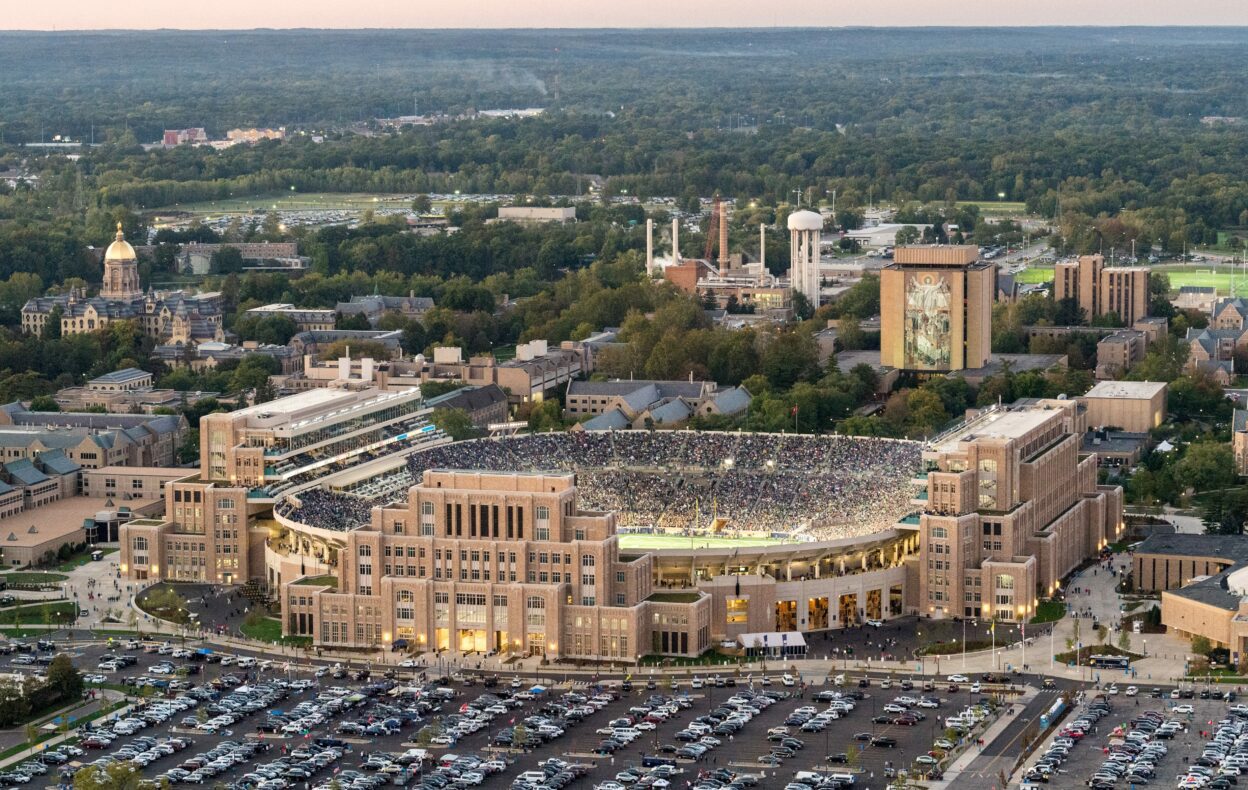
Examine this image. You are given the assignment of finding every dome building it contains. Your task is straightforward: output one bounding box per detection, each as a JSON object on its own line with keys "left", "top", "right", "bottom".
{"left": 20, "top": 224, "right": 225, "bottom": 343}
{"left": 102, "top": 222, "right": 143, "bottom": 300}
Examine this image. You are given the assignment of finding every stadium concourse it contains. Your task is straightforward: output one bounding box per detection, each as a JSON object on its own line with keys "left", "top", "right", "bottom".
{"left": 278, "top": 431, "right": 922, "bottom": 538}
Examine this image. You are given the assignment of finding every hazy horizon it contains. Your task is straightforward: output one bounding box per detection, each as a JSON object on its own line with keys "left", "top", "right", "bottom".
{"left": 7, "top": 0, "right": 1248, "bottom": 31}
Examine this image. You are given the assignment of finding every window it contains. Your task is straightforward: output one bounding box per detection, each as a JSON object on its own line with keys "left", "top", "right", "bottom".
{"left": 536, "top": 527, "right": 550, "bottom": 541}
{"left": 575, "top": 529, "right": 586, "bottom": 541}
{"left": 132, "top": 537, "right": 148, "bottom": 551}
{"left": 581, "top": 555, "right": 595, "bottom": 567}
{"left": 930, "top": 527, "right": 947, "bottom": 539}
{"left": 536, "top": 505, "right": 550, "bottom": 522}
{"left": 358, "top": 545, "right": 372, "bottom": 558}
{"left": 358, "top": 563, "right": 372, "bottom": 577}
{"left": 616, "top": 571, "right": 626, "bottom": 584}
{"left": 995, "top": 574, "right": 1014, "bottom": 590}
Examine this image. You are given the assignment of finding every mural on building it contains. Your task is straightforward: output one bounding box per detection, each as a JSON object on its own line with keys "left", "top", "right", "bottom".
{"left": 904, "top": 273, "right": 952, "bottom": 370}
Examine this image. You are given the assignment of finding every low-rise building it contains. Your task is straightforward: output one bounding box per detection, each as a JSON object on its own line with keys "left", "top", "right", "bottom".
{"left": 1174, "top": 286, "right": 1218, "bottom": 313}
{"left": 334, "top": 294, "right": 435, "bottom": 327}
{"left": 0, "top": 405, "right": 186, "bottom": 468}
{"left": 566, "top": 379, "right": 751, "bottom": 430}
{"left": 1078, "top": 380, "right": 1168, "bottom": 433}
{"left": 82, "top": 467, "right": 188, "bottom": 501}
{"left": 493, "top": 206, "right": 576, "bottom": 224}
{"left": 1095, "top": 330, "right": 1148, "bottom": 380}
{"left": 245, "top": 304, "right": 336, "bottom": 332}
{"left": 1234, "top": 409, "right": 1248, "bottom": 476}
{"left": 424, "top": 386, "right": 510, "bottom": 429}
{"left": 419, "top": 342, "right": 588, "bottom": 406}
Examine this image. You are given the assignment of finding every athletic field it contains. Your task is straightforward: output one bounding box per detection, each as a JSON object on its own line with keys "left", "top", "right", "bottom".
{"left": 618, "top": 534, "right": 787, "bottom": 550}
{"left": 1014, "top": 263, "right": 1248, "bottom": 295}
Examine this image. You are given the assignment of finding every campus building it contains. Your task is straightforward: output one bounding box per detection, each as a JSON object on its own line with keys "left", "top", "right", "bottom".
{"left": 21, "top": 225, "right": 224, "bottom": 344}
{"left": 1139, "top": 534, "right": 1248, "bottom": 658}
{"left": 879, "top": 245, "right": 994, "bottom": 373}
{"left": 1053, "top": 254, "right": 1150, "bottom": 326}
{"left": 916, "top": 398, "right": 1124, "bottom": 620}
{"left": 279, "top": 469, "right": 709, "bottom": 658}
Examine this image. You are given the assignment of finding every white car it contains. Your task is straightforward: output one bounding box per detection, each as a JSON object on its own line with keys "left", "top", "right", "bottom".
{"left": 865, "top": 619, "right": 884, "bottom": 628}
{"left": 948, "top": 674, "right": 969, "bottom": 683}
{"left": 970, "top": 683, "right": 981, "bottom": 693}
{"left": 1174, "top": 704, "right": 1195, "bottom": 714}
{"left": 398, "top": 659, "right": 419, "bottom": 668}
{"left": 781, "top": 674, "right": 796, "bottom": 687}
{"left": 1124, "top": 686, "right": 1138, "bottom": 696}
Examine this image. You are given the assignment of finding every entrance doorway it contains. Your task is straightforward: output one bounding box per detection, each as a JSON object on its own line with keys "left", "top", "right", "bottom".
{"left": 458, "top": 629, "right": 486, "bottom": 653}
{"left": 807, "top": 597, "right": 829, "bottom": 630}
{"left": 865, "top": 589, "right": 882, "bottom": 620}
{"left": 775, "top": 600, "right": 797, "bottom": 631}
{"left": 838, "top": 593, "right": 859, "bottom": 627}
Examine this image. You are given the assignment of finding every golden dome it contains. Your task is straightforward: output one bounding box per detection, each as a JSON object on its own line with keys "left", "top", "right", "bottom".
{"left": 104, "top": 222, "right": 136, "bottom": 262}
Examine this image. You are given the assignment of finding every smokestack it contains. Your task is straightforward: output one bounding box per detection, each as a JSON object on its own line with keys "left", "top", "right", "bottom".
{"left": 759, "top": 223, "right": 766, "bottom": 270}
{"left": 645, "top": 218, "right": 654, "bottom": 276}
{"left": 671, "top": 218, "right": 680, "bottom": 263}
{"left": 718, "top": 198, "right": 729, "bottom": 269}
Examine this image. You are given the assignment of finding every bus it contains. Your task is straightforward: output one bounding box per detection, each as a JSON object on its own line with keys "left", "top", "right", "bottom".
{"left": 1089, "top": 654, "right": 1130, "bottom": 669}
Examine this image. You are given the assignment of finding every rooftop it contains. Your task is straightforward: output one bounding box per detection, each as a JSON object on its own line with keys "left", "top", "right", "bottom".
{"left": 89, "top": 368, "right": 150, "bottom": 385}
{"left": 934, "top": 407, "right": 1056, "bottom": 453}
{"left": 1082, "top": 381, "right": 1168, "bottom": 400}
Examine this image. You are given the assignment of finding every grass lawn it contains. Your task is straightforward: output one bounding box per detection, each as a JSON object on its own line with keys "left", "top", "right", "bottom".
{"left": 241, "top": 616, "right": 311, "bottom": 647}
{"left": 55, "top": 548, "right": 117, "bottom": 572}
{"left": 919, "top": 640, "right": 993, "bottom": 656}
{"left": 619, "top": 534, "right": 786, "bottom": 550}
{"left": 294, "top": 575, "right": 337, "bottom": 587}
{"left": 1015, "top": 265, "right": 1055, "bottom": 284}
{"left": 0, "top": 572, "right": 68, "bottom": 587}
{"left": 0, "top": 601, "right": 78, "bottom": 626}
{"left": 1030, "top": 600, "right": 1066, "bottom": 624}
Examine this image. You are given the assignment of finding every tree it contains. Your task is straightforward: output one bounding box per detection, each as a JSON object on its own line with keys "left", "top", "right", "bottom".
{"left": 400, "top": 320, "right": 428, "bottom": 356}
{"left": 46, "top": 654, "right": 83, "bottom": 700}
{"left": 894, "top": 225, "right": 920, "bottom": 246}
{"left": 1118, "top": 628, "right": 1132, "bottom": 652}
{"left": 210, "top": 247, "right": 245, "bottom": 274}
{"left": 24, "top": 723, "right": 37, "bottom": 756}
{"left": 761, "top": 332, "right": 820, "bottom": 389}
{"left": 411, "top": 194, "right": 433, "bottom": 214}
{"left": 1175, "top": 442, "right": 1236, "bottom": 494}
{"left": 28, "top": 396, "right": 59, "bottom": 412}
{"left": 43, "top": 305, "right": 63, "bottom": 339}
{"left": 528, "top": 400, "right": 564, "bottom": 433}
{"left": 1192, "top": 634, "right": 1213, "bottom": 657}
{"left": 72, "top": 763, "right": 141, "bottom": 790}
{"left": 430, "top": 408, "right": 478, "bottom": 441}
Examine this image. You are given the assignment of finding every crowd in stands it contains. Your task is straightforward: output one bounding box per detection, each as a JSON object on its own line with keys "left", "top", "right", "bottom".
{"left": 279, "top": 431, "right": 921, "bottom": 538}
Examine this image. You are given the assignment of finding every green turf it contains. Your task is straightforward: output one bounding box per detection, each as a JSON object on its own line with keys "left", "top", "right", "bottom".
{"left": 1030, "top": 600, "right": 1066, "bottom": 624}
{"left": 55, "top": 548, "right": 117, "bottom": 572}
{"left": 955, "top": 200, "right": 1029, "bottom": 215}
{"left": 1012, "top": 262, "right": 1248, "bottom": 295}
{"left": 241, "top": 616, "right": 312, "bottom": 647}
{"left": 618, "top": 534, "right": 786, "bottom": 550}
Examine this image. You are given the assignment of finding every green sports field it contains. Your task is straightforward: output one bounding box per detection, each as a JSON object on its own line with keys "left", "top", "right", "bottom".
{"left": 618, "top": 534, "right": 787, "bottom": 550}
{"left": 1014, "top": 263, "right": 1248, "bottom": 294}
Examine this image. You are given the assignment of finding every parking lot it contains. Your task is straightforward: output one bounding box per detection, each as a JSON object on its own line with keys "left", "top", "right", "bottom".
{"left": 1023, "top": 683, "right": 1246, "bottom": 789}
{"left": 0, "top": 637, "right": 1029, "bottom": 790}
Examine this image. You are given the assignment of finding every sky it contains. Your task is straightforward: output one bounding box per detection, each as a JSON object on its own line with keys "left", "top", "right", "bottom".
{"left": 8, "top": 0, "right": 1248, "bottom": 30}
